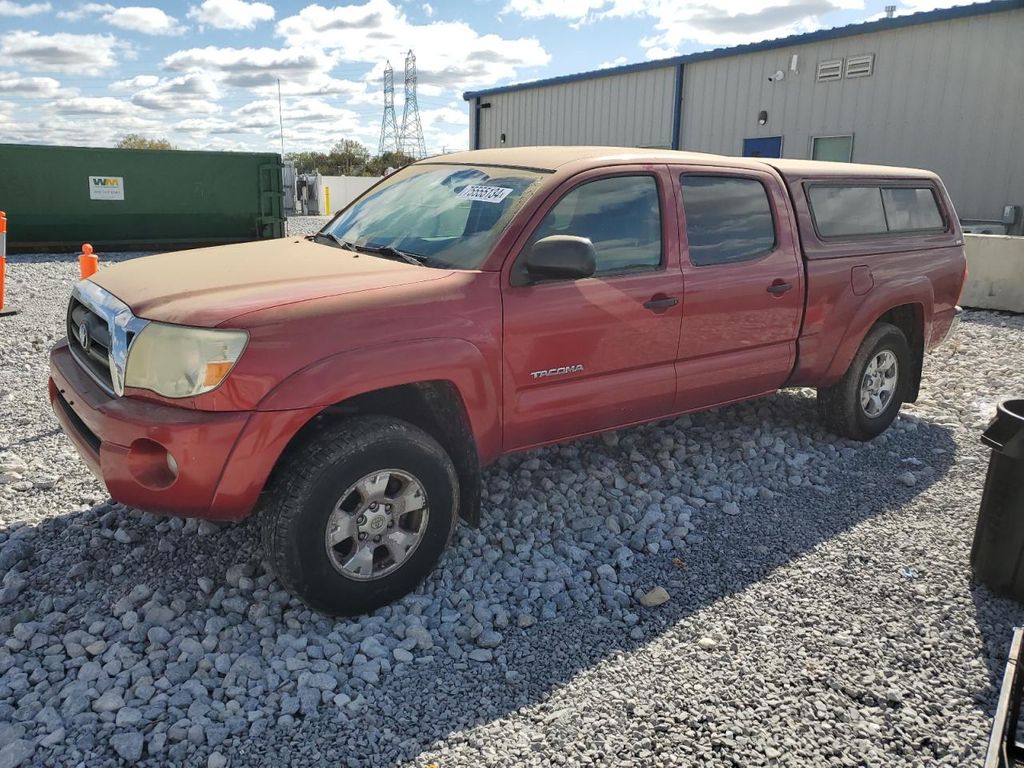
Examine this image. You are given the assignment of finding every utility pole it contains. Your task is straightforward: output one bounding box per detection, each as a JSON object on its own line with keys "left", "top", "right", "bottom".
{"left": 378, "top": 61, "right": 400, "bottom": 155}
{"left": 277, "top": 78, "right": 285, "bottom": 158}
{"left": 399, "top": 50, "right": 426, "bottom": 159}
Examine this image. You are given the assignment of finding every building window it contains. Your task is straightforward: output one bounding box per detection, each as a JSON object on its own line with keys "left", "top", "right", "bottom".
{"left": 528, "top": 175, "right": 662, "bottom": 274}
{"left": 811, "top": 135, "right": 853, "bottom": 162}
{"left": 680, "top": 175, "right": 776, "bottom": 266}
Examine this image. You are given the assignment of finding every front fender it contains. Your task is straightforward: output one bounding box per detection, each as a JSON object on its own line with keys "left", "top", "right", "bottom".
{"left": 256, "top": 337, "right": 501, "bottom": 462}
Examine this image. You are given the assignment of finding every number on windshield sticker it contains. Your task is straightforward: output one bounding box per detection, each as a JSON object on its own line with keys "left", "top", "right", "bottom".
{"left": 456, "top": 185, "right": 514, "bottom": 204}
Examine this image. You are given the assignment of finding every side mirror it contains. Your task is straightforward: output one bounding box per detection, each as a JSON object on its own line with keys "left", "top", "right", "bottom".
{"left": 525, "top": 235, "right": 597, "bottom": 282}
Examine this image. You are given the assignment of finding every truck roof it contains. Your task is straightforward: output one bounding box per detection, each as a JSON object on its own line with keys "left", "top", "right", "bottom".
{"left": 428, "top": 146, "right": 939, "bottom": 181}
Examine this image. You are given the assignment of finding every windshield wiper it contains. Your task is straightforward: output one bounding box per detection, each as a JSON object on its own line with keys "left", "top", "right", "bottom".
{"left": 347, "top": 242, "right": 430, "bottom": 267}
{"left": 310, "top": 233, "right": 431, "bottom": 266}
{"left": 310, "top": 231, "right": 347, "bottom": 249}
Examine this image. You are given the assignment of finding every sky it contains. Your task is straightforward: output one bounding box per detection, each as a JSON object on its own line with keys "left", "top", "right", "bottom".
{"left": 0, "top": 0, "right": 962, "bottom": 156}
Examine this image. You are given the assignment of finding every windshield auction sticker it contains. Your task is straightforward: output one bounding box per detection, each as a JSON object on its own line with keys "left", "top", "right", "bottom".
{"left": 457, "top": 185, "right": 513, "bottom": 204}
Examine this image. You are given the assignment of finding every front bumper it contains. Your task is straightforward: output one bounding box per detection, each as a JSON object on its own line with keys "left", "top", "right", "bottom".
{"left": 49, "top": 340, "right": 318, "bottom": 520}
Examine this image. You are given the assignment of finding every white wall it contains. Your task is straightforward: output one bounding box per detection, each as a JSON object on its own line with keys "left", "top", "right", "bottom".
{"left": 317, "top": 176, "right": 381, "bottom": 215}
{"left": 961, "top": 234, "right": 1024, "bottom": 314}
{"left": 681, "top": 9, "right": 1024, "bottom": 221}
{"left": 476, "top": 66, "right": 678, "bottom": 150}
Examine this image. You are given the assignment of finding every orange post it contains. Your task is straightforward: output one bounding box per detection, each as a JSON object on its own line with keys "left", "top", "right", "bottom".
{"left": 0, "top": 210, "right": 11, "bottom": 317}
{"left": 79, "top": 243, "right": 98, "bottom": 279}
{"left": 0, "top": 211, "right": 6, "bottom": 310}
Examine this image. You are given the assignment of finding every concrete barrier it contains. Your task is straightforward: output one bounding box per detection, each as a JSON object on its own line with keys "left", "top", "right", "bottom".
{"left": 962, "top": 234, "right": 1024, "bottom": 314}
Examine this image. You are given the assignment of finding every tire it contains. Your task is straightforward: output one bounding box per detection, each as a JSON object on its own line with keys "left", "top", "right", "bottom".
{"left": 259, "top": 415, "right": 459, "bottom": 616}
{"left": 817, "top": 322, "right": 911, "bottom": 441}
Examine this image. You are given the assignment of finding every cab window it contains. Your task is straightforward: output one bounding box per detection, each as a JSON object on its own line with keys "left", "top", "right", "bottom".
{"left": 680, "top": 175, "right": 776, "bottom": 266}
{"left": 527, "top": 175, "right": 662, "bottom": 275}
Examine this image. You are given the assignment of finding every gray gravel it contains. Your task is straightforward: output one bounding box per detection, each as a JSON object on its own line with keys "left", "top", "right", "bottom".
{"left": 285, "top": 216, "right": 331, "bottom": 237}
{"left": 1, "top": 241, "right": 1022, "bottom": 767}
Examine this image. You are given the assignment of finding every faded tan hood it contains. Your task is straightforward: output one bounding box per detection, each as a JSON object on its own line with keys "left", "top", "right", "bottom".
{"left": 90, "top": 237, "right": 451, "bottom": 327}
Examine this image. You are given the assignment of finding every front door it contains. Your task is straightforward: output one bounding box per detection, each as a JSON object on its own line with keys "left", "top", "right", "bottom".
{"left": 742, "top": 136, "right": 783, "bottom": 158}
{"left": 671, "top": 167, "right": 804, "bottom": 410}
{"left": 501, "top": 167, "right": 684, "bottom": 450}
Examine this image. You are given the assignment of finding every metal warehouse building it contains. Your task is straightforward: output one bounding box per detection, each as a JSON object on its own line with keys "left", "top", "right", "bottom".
{"left": 463, "top": 0, "right": 1024, "bottom": 227}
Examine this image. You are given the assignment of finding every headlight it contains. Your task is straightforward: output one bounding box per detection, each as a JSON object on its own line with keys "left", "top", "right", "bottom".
{"left": 123, "top": 323, "right": 248, "bottom": 399}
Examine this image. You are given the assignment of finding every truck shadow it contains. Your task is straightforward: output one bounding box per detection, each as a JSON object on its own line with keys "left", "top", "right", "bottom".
{"left": 1, "top": 389, "right": 969, "bottom": 766}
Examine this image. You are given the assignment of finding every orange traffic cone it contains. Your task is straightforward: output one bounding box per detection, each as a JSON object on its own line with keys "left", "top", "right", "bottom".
{"left": 79, "top": 243, "right": 98, "bottom": 279}
{"left": 0, "top": 211, "right": 16, "bottom": 317}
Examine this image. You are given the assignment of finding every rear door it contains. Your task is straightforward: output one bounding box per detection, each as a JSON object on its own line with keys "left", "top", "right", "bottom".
{"left": 671, "top": 166, "right": 804, "bottom": 410}
{"left": 501, "top": 166, "right": 684, "bottom": 450}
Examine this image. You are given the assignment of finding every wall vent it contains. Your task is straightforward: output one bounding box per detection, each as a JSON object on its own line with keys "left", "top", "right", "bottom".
{"left": 845, "top": 54, "right": 875, "bottom": 78}
{"left": 816, "top": 59, "right": 843, "bottom": 82}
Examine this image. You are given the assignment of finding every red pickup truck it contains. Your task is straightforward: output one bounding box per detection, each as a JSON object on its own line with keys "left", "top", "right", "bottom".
{"left": 49, "top": 147, "right": 965, "bottom": 615}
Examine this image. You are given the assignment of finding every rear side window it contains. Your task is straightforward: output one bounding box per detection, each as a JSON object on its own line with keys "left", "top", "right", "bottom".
{"left": 808, "top": 184, "right": 945, "bottom": 237}
{"left": 529, "top": 175, "right": 662, "bottom": 274}
{"left": 881, "top": 187, "right": 945, "bottom": 231}
{"left": 681, "top": 175, "right": 776, "bottom": 266}
{"left": 808, "top": 186, "right": 887, "bottom": 236}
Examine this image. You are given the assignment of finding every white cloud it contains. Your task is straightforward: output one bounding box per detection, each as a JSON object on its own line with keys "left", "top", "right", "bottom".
{"left": 421, "top": 2, "right": 433, "bottom": 16}
{"left": 56, "top": 3, "right": 184, "bottom": 34}
{"left": 276, "top": 1, "right": 550, "bottom": 91}
{"left": 0, "top": 72, "right": 66, "bottom": 98}
{"left": 104, "top": 6, "right": 185, "bottom": 35}
{"left": 504, "top": 0, "right": 607, "bottom": 21}
{"left": 164, "top": 45, "right": 332, "bottom": 87}
{"left": 0, "top": 1, "right": 50, "bottom": 16}
{"left": 0, "top": 31, "right": 121, "bottom": 73}
{"left": 109, "top": 74, "right": 160, "bottom": 91}
{"left": 188, "top": 0, "right": 275, "bottom": 30}
{"left": 130, "top": 74, "right": 221, "bottom": 113}
{"left": 55, "top": 96, "right": 142, "bottom": 116}
{"left": 504, "top": 0, "right": 862, "bottom": 54}
{"left": 55, "top": 2, "right": 112, "bottom": 21}
{"left": 599, "top": 56, "right": 629, "bottom": 68}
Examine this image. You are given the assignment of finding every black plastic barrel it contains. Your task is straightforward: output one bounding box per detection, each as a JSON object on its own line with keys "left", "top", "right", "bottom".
{"left": 972, "top": 400, "right": 1024, "bottom": 599}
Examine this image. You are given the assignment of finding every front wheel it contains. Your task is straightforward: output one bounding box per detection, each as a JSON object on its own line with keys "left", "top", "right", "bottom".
{"left": 259, "top": 415, "right": 459, "bottom": 616}
{"left": 817, "top": 322, "right": 911, "bottom": 441}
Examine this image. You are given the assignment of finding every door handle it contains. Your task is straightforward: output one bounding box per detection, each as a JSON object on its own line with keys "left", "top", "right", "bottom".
{"left": 643, "top": 296, "right": 679, "bottom": 311}
{"left": 766, "top": 280, "right": 793, "bottom": 295}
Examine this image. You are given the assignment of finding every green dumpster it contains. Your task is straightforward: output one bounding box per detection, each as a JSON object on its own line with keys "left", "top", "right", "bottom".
{"left": 0, "top": 143, "right": 284, "bottom": 252}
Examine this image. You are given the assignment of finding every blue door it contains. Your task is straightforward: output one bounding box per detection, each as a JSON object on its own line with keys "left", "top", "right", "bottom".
{"left": 742, "top": 136, "right": 783, "bottom": 158}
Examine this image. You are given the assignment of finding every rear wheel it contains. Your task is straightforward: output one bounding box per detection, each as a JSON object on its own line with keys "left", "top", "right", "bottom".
{"left": 817, "top": 322, "right": 911, "bottom": 441}
{"left": 259, "top": 415, "right": 459, "bottom": 616}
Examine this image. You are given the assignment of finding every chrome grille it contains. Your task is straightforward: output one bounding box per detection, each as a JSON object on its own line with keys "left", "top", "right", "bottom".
{"left": 65, "top": 282, "right": 149, "bottom": 397}
{"left": 68, "top": 297, "right": 114, "bottom": 391}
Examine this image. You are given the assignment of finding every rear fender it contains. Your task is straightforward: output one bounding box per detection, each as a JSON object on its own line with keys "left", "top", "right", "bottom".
{"left": 821, "top": 278, "right": 933, "bottom": 387}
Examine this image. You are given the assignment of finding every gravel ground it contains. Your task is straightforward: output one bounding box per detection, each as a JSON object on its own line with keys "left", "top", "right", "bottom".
{"left": 1, "top": 242, "right": 1023, "bottom": 767}
{"left": 286, "top": 216, "right": 331, "bottom": 237}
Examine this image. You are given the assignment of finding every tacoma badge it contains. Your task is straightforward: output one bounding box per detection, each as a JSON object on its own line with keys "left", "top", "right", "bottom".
{"left": 530, "top": 364, "right": 584, "bottom": 379}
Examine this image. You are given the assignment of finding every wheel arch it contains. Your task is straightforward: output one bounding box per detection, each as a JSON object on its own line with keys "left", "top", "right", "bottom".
{"left": 274, "top": 381, "right": 483, "bottom": 526}
{"left": 821, "top": 281, "right": 932, "bottom": 398}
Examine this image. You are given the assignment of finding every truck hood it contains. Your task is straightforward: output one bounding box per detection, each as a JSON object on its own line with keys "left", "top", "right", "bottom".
{"left": 89, "top": 237, "right": 452, "bottom": 327}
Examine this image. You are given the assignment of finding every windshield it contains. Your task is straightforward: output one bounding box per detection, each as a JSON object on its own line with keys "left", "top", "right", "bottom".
{"left": 322, "top": 163, "right": 548, "bottom": 269}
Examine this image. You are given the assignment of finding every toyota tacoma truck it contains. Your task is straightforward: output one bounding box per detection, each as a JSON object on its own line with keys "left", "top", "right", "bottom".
{"left": 49, "top": 147, "right": 966, "bottom": 615}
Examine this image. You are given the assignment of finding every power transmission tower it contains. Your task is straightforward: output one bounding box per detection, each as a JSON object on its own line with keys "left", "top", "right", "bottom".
{"left": 378, "top": 61, "right": 400, "bottom": 156}
{"left": 399, "top": 50, "right": 426, "bottom": 159}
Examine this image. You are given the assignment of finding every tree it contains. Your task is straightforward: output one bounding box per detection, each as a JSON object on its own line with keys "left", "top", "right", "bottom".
{"left": 115, "top": 134, "right": 174, "bottom": 150}
{"left": 286, "top": 139, "right": 409, "bottom": 177}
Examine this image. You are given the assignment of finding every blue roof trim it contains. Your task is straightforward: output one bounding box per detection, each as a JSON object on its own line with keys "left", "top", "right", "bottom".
{"left": 463, "top": 0, "right": 1024, "bottom": 100}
